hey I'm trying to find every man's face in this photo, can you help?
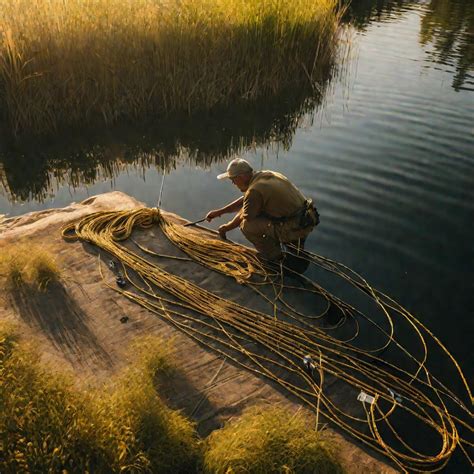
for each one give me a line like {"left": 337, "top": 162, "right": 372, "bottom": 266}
{"left": 231, "top": 174, "right": 250, "bottom": 192}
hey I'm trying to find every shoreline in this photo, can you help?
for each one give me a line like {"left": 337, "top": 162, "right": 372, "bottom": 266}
{"left": 0, "top": 191, "right": 397, "bottom": 473}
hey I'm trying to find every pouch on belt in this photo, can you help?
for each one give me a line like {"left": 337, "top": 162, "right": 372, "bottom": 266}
{"left": 299, "top": 199, "right": 320, "bottom": 228}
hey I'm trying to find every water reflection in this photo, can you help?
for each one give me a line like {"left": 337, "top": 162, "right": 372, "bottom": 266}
{"left": 420, "top": 0, "right": 474, "bottom": 91}
{"left": 346, "top": 0, "right": 474, "bottom": 90}
{"left": 0, "top": 84, "right": 332, "bottom": 202}
{"left": 343, "top": 0, "right": 412, "bottom": 28}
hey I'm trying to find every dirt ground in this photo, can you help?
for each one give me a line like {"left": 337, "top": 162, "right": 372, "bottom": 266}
{"left": 0, "top": 191, "right": 398, "bottom": 473}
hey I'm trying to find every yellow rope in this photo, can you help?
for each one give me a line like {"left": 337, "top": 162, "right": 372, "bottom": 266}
{"left": 62, "top": 207, "right": 473, "bottom": 473}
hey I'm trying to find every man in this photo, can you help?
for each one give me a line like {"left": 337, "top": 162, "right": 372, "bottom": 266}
{"left": 206, "top": 158, "right": 319, "bottom": 271}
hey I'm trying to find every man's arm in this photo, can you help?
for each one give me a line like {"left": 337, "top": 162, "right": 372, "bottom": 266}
{"left": 218, "top": 211, "right": 243, "bottom": 238}
{"left": 218, "top": 190, "right": 263, "bottom": 238}
{"left": 206, "top": 196, "right": 244, "bottom": 221}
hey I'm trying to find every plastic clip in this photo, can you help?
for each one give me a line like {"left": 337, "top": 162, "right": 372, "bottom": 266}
{"left": 303, "top": 355, "right": 317, "bottom": 376}
{"left": 388, "top": 388, "right": 403, "bottom": 404}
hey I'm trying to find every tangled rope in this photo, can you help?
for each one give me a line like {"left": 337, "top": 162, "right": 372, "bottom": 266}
{"left": 62, "top": 207, "right": 473, "bottom": 473}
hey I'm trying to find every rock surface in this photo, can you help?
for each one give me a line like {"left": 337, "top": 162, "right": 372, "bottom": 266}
{"left": 0, "top": 191, "right": 398, "bottom": 473}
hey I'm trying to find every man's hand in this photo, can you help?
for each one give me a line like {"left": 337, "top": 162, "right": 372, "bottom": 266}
{"left": 206, "top": 209, "right": 222, "bottom": 222}
{"left": 218, "top": 224, "right": 230, "bottom": 239}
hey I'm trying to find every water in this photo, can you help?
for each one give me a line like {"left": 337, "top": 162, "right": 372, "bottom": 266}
{"left": 1, "top": 0, "right": 473, "bottom": 469}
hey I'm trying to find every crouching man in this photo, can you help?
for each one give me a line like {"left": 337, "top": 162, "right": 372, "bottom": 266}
{"left": 206, "top": 158, "right": 319, "bottom": 272}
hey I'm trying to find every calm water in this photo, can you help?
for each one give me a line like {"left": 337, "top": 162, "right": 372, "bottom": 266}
{"left": 1, "top": 0, "right": 473, "bottom": 469}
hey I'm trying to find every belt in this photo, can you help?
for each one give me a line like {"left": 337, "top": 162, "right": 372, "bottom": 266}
{"left": 262, "top": 199, "right": 315, "bottom": 225}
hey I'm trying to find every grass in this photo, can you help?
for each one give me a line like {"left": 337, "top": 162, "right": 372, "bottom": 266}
{"left": 0, "top": 324, "right": 110, "bottom": 473}
{"left": 0, "top": 243, "right": 61, "bottom": 290}
{"left": 0, "top": 327, "right": 201, "bottom": 473}
{"left": 0, "top": 0, "right": 342, "bottom": 137}
{"left": 101, "top": 336, "right": 201, "bottom": 473}
{"left": 204, "top": 405, "right": 345, "bottom": 474}
{"left": 0, "top": 324, "right": 345, "bottom": 473}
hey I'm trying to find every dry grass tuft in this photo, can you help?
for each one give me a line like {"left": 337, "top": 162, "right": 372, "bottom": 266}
{"left": 204, "top": 405, "right": 344, "bottom": 474}
{"left": 0, "top": 244, "right": 61, "bottom": 290}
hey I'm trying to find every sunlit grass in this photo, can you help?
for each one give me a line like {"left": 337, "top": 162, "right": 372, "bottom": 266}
{"left": 0, "top": 327, "right": 201, "bottom": 473}
{"left": 0, "top": 324, "right": 111, "bottom": 473}
{"left": 1, "top": 322, "right": 345, "bottom": 473}
{"left": 0, "top": 0, "right": 342, "bottom": 136}
{"left": 204, "top": 405, "right": 344, "bottom": 473}
{"left": 0, "top": 244, "right": 61, "bottom": 290}
{"left": 100, "top": 335, "right": 201, "bottom": 473}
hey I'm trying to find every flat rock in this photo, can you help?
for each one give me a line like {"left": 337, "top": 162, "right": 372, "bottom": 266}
{"left": 0, "top": 191, "right": 397, "bottom": 474}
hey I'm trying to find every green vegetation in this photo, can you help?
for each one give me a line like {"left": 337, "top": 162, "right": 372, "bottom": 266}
{"left": 0, "top": 0, "right": 342, "bottom": 137}
{"left": 101, "top": 336, "right": 201, "bottom": 473}
{"left": 0, "top": 244, "right": 61, "bottom": 290}
{"left": 204, "top": 406, "right": 344, "bottom": 474}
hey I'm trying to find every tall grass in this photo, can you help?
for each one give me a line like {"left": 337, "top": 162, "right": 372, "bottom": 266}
{"left": 0, "top": 325, "right": 111, "bottom": 472}
{"left": 1, "top": 324, "right": 345, "bottom": 472}
{"left": 0, "top": 328, "right": 201, "bottom": 473}
{"left": 0, "top": 0, "right": 342, "bottom": 137}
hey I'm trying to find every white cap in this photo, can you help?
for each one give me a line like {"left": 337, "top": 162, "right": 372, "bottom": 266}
{"left": 217, "top": 158, "right": 253, "bottom": 180}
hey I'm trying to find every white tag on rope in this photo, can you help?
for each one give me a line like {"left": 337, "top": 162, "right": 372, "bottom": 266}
{"left": 358, "top": 391, "right": 376, "bottom": 405}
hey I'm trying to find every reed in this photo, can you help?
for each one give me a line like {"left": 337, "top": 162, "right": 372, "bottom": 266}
{"left": 0, "top": 0, "right": 342, "bottom": 137}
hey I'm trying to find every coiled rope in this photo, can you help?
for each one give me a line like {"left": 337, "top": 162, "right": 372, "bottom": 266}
{"left": 62, "top": 207, "right": 473, "bottom": 473}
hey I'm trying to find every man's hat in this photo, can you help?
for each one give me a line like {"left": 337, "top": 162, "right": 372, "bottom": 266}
{"left": 217, "top": 158, "right": 253, "bottom": 180}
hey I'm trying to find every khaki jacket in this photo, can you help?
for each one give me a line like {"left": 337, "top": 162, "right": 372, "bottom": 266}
{"left": 242, "top": 171, "right": 307, "bottom": 221}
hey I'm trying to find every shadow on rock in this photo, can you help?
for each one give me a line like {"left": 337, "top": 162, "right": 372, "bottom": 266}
{"left": 9, "top": 280, "right": 112, "bottom": 369}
